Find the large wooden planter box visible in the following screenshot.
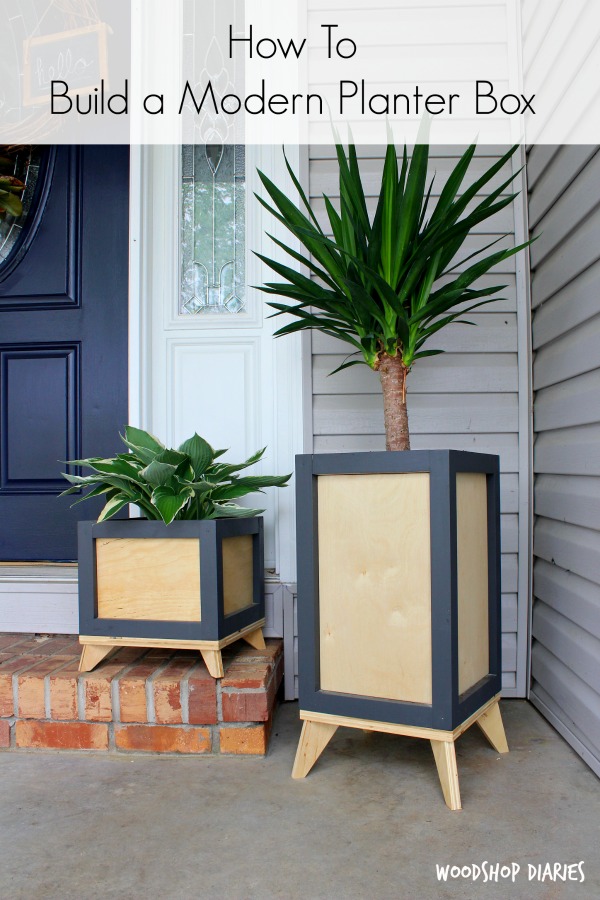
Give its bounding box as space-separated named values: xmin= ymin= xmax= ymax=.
xmin=292 ymin=450 xmax=508 ymax=809
xmin=77 ymin=517 xmax=266 ymax=677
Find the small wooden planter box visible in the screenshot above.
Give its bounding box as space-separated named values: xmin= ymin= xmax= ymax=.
xmin=77 ymin=517 xmax=266 ymax=678
xmin=292 ymin=450 xmax=509 ymax=809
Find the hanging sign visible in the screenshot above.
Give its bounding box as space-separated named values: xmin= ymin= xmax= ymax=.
xmin=23 ymin=23 xmax=109 ymax=107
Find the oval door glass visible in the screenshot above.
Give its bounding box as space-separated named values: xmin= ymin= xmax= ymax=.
xmin=0 ymin=146 xmax=44 ymax=269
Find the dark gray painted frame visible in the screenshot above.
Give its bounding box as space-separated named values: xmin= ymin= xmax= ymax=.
xmin=78 ymin=517 xmax=265 ymax=642
xmin=296 ymin=450 xmax=501 ymax=731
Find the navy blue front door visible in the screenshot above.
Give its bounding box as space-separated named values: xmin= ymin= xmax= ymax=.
xmin=0 ymin=146 xmax=129 ymax=560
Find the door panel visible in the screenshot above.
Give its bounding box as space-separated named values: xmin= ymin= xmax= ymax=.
xmin=0 ymin=146 xmax=129 ymax=560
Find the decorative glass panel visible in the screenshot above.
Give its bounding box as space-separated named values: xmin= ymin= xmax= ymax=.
xmin=180 ymin=144 xmax=246 ymax=315
xmin=0 ymin=146 xmax=43 ymax=268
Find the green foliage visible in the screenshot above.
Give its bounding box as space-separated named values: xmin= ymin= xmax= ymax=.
xmin=256 ymin=136 xmax=531 ymax=371
xmin=60 ymin=426 xmax=291 ymax=525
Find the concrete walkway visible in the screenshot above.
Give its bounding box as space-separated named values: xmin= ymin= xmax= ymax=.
xmin=0 ymin=701 xmax=598 ymax=899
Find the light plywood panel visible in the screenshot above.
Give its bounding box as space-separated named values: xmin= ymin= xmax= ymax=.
xmin=222 ymin=535 xmax=254 ymax=615
xmin=96 ymin=538 xmax=201 ymax=621
xmin=457 ymin=473 xmax=490 ymax=695
xmin=317 ymin=472 xmax=432 ymax=704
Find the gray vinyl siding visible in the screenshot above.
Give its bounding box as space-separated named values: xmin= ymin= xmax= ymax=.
xmin=528 ymin=144 xmax=600 ymax=777
xmin=307 ymin=145 xmax=527 ymax=695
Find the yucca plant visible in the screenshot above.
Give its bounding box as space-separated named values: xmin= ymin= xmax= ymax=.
xmin=255 ymin=138 xmax=530 ymax=450
xmin=59 ymin=426 xmax=290 ymax=525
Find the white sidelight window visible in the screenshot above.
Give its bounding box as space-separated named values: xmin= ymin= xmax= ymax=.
xmin=180 ymin=144 xmax=247 ymax=317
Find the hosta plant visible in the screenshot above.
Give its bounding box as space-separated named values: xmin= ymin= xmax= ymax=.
xmin=60 ymin=426 xmax=291 ymax=525
xmin=256 ymin=138 xmax=531 ymax=450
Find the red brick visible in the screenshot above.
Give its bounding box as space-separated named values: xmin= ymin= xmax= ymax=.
xmin=0 ymin=656 xmax=40 ymax=717
xmin=144 ymin=648 xmax=174 ymax=659
xmin=15 ymin=720 xmax=108 ymax=751
xmin=9 ymin=638 xmax=60 ymax=655
xmin=187 ymin=668 xmax=218 ymax=725
xmin=0 ymin=635 xmax=28 ymax=651
xmin=220 ymin=721 xmax=271 ymax=755
xmin=153 ymin=658 xmax=197 ymax=724
xmin=17 ymin=656 xmax=73 ymax=718
xmin=222 ymin=654 xmax=283 ymax=723
xmin=118 ymin=662 xmax=158 ymax=723
xmin=0 ymin=719 xmax=10 ymax=748
xmin=115 ymin=724 xmax=211 ymax=754
xmin=221 ymin=691 xmax=270 ymax=723
xmin=221 ymin=663 xmax=271 ymax=690
xmin=110 ymin=647 xmax=148 ymax=664
xmin=34 ymin=637 xmax=79 ymax=657
xmin=232 ymin=639 xmax=283 ymax=662
xmin=83 ymin=660 xmax=131 ymax=721
xmin=49 ymin=658 xmax=81 ymax=720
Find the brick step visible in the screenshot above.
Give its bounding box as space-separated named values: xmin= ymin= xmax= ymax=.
xmin=0 ymin=633 xmax=283 ymax=755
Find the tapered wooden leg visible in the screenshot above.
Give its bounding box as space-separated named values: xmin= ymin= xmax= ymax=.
xmin=243 ymin=627 xmax=266 ymax=650
xmin=476 ymin=700 xmax=509 ymax=754
xmin=430 ymin=740 xmax=462 ymax=811
xmin=201 ymin=649 xmax=224 ymax=679
xmin=78 ymin=644 xmax=114 ymax=673
xmin=292 ymin=719 xmax=338 ymax=779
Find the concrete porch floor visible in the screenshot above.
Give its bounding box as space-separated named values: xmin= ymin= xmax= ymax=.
xmin=0 ymin=700 xmax=598 ymax=899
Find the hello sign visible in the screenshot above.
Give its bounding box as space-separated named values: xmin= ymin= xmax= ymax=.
xmin=23 ymin=23 xmax=109 ymax=107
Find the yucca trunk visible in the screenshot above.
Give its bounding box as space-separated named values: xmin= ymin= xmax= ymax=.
xmin=379 ymin=354 xmax=410 ymax=451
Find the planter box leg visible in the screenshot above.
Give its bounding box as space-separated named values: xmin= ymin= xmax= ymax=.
xmin=476 ymin=700 xmax=509 ymax=754
xmin=79 ymin=643 xmax=114 ymax=673
xmin=292 ymin=719 xmax=338 ymax=779
xmin=201 ymin=649 xmax=224 ymax=679
xmin=243 ymin=626 xmax=266 ymax=650
xmin=430 ymin=740 xmax=462 ymax=811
